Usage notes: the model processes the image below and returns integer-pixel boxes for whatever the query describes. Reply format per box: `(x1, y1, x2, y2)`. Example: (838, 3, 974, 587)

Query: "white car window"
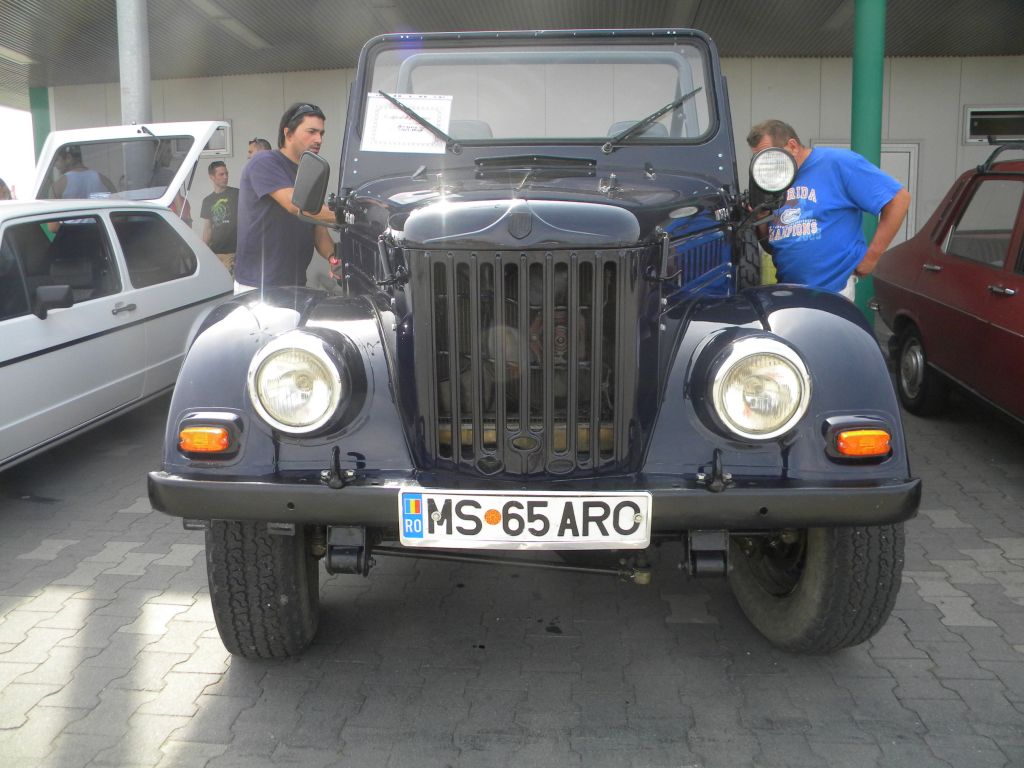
(111, 212, 198, 288)
(0, 230, 31, 320)
(47, 218, 122, 301)
(4, 217, 120, 306)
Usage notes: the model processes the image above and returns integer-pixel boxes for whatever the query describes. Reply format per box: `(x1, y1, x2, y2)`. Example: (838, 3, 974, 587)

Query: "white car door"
(107, 209, 232, 396)
(0, 212, 145, 467)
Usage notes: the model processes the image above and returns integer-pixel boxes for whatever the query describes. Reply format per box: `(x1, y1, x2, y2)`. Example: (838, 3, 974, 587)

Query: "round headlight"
(750, 147, 797, 193)
(711, 338, 810, 440)
(247, 332, 345, 433)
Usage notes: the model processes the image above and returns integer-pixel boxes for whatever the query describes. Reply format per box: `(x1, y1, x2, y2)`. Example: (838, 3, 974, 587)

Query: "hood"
(357, 165, 728, 242)
(32, 121, 228, 208)
(398, 198, 642, 249)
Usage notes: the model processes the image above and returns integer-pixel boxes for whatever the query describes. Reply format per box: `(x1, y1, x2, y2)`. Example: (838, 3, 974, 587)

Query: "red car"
(873, 142, 1024, 420)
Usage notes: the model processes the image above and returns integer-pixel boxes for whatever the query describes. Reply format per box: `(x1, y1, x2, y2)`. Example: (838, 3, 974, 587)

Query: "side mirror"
(32, 284, 74, 319)
(293, 151, 331, 215)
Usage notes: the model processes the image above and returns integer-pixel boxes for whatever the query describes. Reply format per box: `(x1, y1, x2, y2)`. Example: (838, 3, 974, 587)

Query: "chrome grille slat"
(566, 253, 579, 459)
(467, 257, 483, 459)
(413, 247, 645, 476)
(587, 258, 600, 463)
(542, 253, 554, 457)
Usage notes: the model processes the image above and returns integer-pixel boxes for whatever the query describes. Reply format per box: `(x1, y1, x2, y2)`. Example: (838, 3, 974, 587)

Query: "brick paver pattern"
(1, 386, 1023, 767)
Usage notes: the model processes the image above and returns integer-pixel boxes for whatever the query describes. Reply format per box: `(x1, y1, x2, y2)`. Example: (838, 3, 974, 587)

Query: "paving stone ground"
(1, 383, 1023, 767)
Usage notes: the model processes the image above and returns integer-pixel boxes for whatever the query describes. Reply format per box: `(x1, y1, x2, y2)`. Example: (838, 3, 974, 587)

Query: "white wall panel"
(887, 58, 960, 222)
(749, 58, 822, 146)
(104, 82, 121, 123)
(161, 77, 224, 121)
(720, 58, 752, 179)
(51, 83, 110, 128)
(819, 58, 852, 142)
(218, 72, 286, 193)
(48, 56, 1022, 244)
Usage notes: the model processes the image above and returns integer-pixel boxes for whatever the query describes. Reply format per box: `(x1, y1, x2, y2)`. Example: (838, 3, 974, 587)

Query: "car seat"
(4, 223, 52, 299)
(448, 120, 493, 140)
(47, 222, 110, 302)
(0, 238, 30, 320)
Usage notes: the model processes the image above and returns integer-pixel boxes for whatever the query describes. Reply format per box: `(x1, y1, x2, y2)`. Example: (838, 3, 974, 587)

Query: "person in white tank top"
(51, 145, 116, 199)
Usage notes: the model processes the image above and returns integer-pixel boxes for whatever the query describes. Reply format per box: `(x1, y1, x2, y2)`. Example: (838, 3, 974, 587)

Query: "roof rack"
(978, 138, 1024, 173)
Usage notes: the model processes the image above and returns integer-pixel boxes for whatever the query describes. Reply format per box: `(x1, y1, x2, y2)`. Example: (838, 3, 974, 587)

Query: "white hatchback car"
(0, 122, 233, 470)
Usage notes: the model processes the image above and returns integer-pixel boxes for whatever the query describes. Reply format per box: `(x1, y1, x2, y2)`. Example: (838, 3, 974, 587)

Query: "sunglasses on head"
(290, 103, 323, 121)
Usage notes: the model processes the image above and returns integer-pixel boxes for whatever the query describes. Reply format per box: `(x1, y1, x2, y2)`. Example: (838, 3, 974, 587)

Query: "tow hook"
(320, 446, 355, 489)
(696, 449, 732, 493)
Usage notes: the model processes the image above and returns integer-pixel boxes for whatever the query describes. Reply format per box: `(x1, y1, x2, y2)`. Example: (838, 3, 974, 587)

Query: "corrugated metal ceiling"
(1, 0, 1022, 110)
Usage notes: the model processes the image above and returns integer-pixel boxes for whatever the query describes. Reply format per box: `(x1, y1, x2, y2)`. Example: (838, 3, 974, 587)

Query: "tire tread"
(729, 523, 905, 653)
(206, 520, 319, 659)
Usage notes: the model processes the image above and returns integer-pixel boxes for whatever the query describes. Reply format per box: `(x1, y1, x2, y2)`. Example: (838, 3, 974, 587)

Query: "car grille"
(409, 246, 655, 477)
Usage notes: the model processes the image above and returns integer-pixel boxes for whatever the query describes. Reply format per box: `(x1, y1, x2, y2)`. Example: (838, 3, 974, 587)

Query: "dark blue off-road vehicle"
(149, 28, 920, 658)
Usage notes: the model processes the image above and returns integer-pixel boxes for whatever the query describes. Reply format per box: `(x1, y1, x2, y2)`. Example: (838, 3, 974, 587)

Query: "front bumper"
(148, 471, 920, 531)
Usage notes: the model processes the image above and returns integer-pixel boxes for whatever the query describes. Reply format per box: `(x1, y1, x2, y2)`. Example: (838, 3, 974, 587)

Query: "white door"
(0, 213, 145, 466)
(106, 209, 232, 396)
(815, 141, 918, 246)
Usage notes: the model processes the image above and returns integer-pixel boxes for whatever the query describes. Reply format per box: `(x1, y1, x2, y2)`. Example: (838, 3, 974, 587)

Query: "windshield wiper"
(601, 86, 703, 154)
(377, 91, 462, 154)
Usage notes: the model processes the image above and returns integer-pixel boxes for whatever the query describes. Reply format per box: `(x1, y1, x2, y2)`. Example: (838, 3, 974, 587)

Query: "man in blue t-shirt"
(747, 120, 911, 299)
(234, 103, 337, 293)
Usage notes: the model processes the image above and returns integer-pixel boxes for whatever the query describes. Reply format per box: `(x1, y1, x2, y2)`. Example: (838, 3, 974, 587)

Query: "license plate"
(398, 489, 651, 550)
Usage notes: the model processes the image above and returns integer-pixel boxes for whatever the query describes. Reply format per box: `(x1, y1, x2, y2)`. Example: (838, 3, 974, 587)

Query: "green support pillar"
(850, 0, 887, 321)
(29, 86, 51, 161)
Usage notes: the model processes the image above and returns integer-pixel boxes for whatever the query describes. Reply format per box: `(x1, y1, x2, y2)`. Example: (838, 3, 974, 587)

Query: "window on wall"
(964, 108, 1024, 144)
(943, 179, 1024, 268)
(111, 212, 197, 287)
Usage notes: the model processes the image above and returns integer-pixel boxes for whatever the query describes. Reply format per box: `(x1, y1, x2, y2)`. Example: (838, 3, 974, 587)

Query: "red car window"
(943, 178, 1024, 269)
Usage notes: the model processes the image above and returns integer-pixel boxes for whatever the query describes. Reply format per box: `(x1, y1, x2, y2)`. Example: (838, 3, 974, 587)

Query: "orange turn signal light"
(835, 429, 890, 457)
(179, 426, 231, 453)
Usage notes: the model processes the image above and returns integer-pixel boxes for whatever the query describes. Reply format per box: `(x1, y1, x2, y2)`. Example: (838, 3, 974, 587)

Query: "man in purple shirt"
(233, 103, 337, 292)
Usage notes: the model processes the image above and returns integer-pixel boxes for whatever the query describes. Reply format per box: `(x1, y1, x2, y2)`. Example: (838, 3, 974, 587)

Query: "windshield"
(39, 136, 195, 201)
(363, 39, 713, 150)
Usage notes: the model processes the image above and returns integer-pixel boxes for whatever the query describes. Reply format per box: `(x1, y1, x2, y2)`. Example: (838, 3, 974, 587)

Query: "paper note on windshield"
(361, 93, 453, 154)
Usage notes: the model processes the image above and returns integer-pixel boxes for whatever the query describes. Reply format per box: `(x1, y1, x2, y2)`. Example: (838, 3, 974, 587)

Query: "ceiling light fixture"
(0, 44, 34, 66)
(218, 18, 271, 50)
(187, 0, 270, 50)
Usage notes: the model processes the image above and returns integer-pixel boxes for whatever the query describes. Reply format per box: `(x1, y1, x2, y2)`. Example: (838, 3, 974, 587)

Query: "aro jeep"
(149, 28, 921, 658)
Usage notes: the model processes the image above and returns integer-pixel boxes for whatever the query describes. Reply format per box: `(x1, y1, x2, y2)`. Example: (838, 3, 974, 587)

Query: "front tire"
(728, 525, 904, 653)
(895, 325, 948, 415)
(735, 229, 763, 290)
(206, 520, 320, 659)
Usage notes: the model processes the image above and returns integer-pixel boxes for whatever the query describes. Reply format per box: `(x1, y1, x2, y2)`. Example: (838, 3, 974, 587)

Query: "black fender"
(160, 288, 411, 478)
(645, 284, 911, 485)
